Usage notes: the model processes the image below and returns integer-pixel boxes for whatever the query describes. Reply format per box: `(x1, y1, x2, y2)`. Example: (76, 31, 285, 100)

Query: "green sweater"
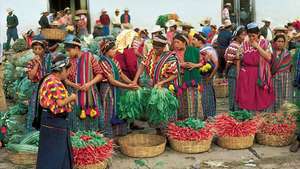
(7, 14, 18, 28)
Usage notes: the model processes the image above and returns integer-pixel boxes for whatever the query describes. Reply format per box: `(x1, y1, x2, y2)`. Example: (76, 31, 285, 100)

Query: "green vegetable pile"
(6, 131, 39, 153)
(229, 110, 253, 121)
(12, 39, 28, 53)
(71, 131, 106, 148)
(147, 88, 178, 125)
(175, 118, 205, 130)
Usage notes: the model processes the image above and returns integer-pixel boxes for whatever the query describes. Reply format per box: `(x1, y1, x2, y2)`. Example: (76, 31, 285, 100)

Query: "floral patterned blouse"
(39, 75, 72, 114)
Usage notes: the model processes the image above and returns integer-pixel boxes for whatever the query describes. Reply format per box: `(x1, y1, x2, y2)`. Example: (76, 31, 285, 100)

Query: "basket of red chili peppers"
(256, 112, 296, 147)
(214, 111, 257, 150)
(71, 131, 113, 169)
(167, 118, 213, 153)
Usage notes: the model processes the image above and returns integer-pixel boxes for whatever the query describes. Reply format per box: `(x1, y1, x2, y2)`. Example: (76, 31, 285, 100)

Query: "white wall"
(88, 0, 222, 32)
(255, 0, 300, 28)
(0, 0, 48, 44)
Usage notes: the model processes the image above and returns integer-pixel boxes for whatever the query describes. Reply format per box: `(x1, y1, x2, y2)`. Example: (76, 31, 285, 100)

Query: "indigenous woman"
(26, 36, 51, 132)
(271, 34, 293, 112)
(36, 54, 75, 169)
(189, 32, 219, 118)
(98, 40, 139, 138)
(173, 33, 202, 119)
(236, 22, 275, 111)
(64, 38, 104, 132)
(224, 26, 247, 111)
(133, 34, 180, 133)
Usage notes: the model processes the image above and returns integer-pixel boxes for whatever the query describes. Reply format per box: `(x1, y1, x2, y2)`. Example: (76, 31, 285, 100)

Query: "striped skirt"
(201, 79, 216, 118)
(99, 82, 128, 138)
(272, 71, 293, 112)
(68, 87, 103, 132)
(26, 83, 38, 132)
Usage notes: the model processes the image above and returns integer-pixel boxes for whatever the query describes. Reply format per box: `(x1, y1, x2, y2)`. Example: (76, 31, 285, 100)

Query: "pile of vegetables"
(167, 118, 213, 141)
(6, 131, 39, 154)
(215, 111, 257, 137)
(147, 88, 178, 125)
(12, 39, 28, 53)
(71, 131, 113, 166)
(257, 113, 297, 136)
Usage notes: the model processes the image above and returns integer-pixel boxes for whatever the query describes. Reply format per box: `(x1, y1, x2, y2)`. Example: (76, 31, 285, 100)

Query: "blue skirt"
(36, 109, 73, 169)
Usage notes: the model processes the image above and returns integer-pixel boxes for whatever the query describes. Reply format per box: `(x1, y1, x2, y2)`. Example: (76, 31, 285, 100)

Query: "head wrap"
(51, 54, 71, 72)
(31, 35, 46, 48)
(100, 40, 115, 54)
(232, 25, 246, 38)
(174, 33, 189, 44)
(64, 37, 82, 48)
(152, 35, 168, 47)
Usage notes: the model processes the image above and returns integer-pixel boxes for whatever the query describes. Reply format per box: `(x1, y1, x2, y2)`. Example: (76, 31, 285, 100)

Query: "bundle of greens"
(229, 110, 253, 121)
(147, 88, 178, 125)
(175, 118, 205, 130)
(118, 88, 145, 122)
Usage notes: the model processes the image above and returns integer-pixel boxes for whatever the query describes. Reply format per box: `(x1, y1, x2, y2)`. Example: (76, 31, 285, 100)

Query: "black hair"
(174, 33, 188, 44)
(274, 34, 286, 42)
(51, 54, 71, 73)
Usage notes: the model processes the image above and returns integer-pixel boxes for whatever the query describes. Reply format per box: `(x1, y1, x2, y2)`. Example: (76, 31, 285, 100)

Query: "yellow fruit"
(207, 64, 212, 69)
(80, 110, 86, 119)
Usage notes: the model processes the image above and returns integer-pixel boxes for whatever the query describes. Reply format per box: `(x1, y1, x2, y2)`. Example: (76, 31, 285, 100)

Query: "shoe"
(289, 140, 300, 152)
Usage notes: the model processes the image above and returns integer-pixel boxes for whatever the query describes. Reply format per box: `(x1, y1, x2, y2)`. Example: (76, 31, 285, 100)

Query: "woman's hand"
(128, 83, 140, 90)
(186, 62, 199, 70)
(250, 40, 259, 49)
(69, 93, 77, 102)
(154, 81, 164, 88)
(180, 62, 189, 68)
(80, 82, 92, 92)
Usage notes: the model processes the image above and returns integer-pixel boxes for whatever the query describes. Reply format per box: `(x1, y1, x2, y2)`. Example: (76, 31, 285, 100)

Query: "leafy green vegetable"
(12, 39, 27, 53)
(175, 118, 205, 130)
(71, 131, 107, 149)
(229, 110, 253, 121)
(147, 88, 178, 125)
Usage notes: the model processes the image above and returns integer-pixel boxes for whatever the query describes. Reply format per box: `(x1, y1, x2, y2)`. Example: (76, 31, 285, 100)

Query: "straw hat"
(6, 8, 14, 13)
(181, 22, 194, 29)
(124, 8, 129, 11)
(224, 19, 232, 28)
(200, 17, 211, 26)
(225, 3, 232, 7)
(115, 8, 120, 12)
(101, 8, 107, 13)
(273, 27, 288, 32)
(262, 17, 272, 23)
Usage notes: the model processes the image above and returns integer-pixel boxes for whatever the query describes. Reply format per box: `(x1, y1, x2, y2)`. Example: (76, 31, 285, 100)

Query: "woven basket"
(217, 135, 254, 150)
(169, 137, 212, 153)
(75, 160, 107, 169)
(256, 133, 295, 147)
(41, 28, 66, 40)
(214, 79, 228, 98)
(118, 134, 166, 158)
(8, 152, 37, 165)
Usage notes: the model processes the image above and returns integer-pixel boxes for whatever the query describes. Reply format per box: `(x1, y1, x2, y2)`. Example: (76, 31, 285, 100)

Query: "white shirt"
(222, 8, 230, 20)
(112, 14, 121, 25)
(266, 28, 273, 41)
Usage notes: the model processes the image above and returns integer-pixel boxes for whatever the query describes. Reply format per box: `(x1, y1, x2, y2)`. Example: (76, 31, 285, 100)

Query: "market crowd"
(1, 4, 300, 169)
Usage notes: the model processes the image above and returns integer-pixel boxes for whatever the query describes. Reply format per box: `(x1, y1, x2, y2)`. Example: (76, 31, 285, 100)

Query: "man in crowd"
(222, 3, 231, 23)
(260, 18, 273, 41)
(121, 8, 131, 24)
(6, 8, 19, 51)
(100, 9, 111, 36)
(39, 11, 50, 29)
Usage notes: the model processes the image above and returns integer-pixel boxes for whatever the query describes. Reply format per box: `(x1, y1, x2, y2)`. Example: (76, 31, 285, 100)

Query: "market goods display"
(6, 131, 39, 165)
(167, 118, 213, 153)
(119, 134, 166, 158)
(119, 88, 178, 125)
(256, 112, 296, 146)
(71, 131, 113, 169)
(12, 39, 28, 53)
(215, 111, 257, 149)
